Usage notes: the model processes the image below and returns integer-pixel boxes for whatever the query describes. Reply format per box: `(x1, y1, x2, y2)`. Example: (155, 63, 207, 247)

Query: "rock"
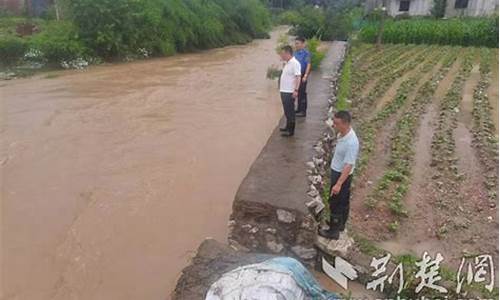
(228, 239, 250, 252)
(249, 227, 259, 234)
(265, 227, 277, 234)
(306, 196, 325, 215)
(316, 232, 355, 257)
(313, 157, 324, 167)
(0, 72, 16, 80)
(266, 240, 284, 253)
(276, 209, 296, 223)
(308, 175, 322, 185)
(306, 161, 315, 169)
(307, 189, 319, 197)
(241, 224, 252, 230)
(300, 215, 316, 231)
(291, 245, 317, 260)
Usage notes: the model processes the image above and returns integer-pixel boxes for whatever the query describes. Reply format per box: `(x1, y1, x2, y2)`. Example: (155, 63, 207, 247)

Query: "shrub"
(0, 35, 28, 65)
(277, 10, 302, 25)
(307, 37, 325, 70)
(69, 0, 271, 59)
(282, 3, 363, 41)
(430, 0, 446, 18)
(29, 21, 89, 64)
(324, 7, 363, 41)
(336, 52, 352, 110)
(288, 6, 327, 39)
(359, 17, 499, 48)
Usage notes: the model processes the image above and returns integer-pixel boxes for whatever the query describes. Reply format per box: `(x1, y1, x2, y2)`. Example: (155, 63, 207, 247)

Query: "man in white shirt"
(278, 45, 302, 137)
(319, 111, 360, 240)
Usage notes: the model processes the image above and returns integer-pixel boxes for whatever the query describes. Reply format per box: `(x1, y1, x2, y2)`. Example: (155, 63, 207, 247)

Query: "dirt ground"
(346, 44, 499, 292)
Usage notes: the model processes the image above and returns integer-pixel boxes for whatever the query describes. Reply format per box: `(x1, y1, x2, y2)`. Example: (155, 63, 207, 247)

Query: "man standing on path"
(294, 37, 312, 117)
(319, 111, 359, 240)
(279, 45, 302, 137)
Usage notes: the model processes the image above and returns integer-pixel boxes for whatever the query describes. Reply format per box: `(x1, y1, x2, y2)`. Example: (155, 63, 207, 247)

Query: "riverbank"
(172, 41, 348, 299)
(1, 28, 286, 300)
(0, 0, 271, 74)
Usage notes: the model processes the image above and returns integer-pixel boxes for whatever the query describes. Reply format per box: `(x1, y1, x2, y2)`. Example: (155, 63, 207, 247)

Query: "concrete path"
(173, 41, 348, 299)
(228, 41, 347, 256)
(234, 41, 347, 213)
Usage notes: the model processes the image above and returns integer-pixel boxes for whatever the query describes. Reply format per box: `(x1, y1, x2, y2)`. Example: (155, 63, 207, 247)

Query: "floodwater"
(1, 28, 286, 299)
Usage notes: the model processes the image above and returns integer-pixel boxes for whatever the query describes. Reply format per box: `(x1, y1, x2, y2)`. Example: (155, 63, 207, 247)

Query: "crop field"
(339, 43, 499, 281)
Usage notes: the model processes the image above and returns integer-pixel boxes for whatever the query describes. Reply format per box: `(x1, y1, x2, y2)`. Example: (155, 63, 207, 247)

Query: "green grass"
(336, 51, 351, 110)
(359, 17, 498, 48)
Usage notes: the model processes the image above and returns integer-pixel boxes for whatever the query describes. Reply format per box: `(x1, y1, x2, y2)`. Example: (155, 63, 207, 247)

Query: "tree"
(430, 0, 446, 18)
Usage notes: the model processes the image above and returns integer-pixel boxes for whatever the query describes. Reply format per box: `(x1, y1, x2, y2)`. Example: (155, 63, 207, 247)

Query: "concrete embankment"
(228, 42, 347, 258)
(173, 41, 347, 299)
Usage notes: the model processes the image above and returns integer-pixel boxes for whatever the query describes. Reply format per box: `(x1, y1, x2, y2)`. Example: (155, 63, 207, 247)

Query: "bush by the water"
(29, 21, 89, 64)
(359, 17, 498, 48)
(70, 0, 271, 58)
(278, 1, 363, 41)
(0, 0, 271, 68)
(0, 35, 27, 65)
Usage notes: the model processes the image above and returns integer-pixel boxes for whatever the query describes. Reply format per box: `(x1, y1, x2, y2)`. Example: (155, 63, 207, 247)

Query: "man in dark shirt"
(294, 37, 312, 117)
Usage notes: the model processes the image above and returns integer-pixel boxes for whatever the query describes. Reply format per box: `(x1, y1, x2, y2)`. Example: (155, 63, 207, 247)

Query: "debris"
(307, 189, 319, 197)
(276, 209, 296, 223)
(306, 196, 325, 213)
(241, 224, 252, 230)
(316, 232, 354, 257)
(249, 227, 259, 234)
(206, 257, 339, 300)
(265, 227, 277, 234)
(291, 245, 317, 260)
(266, 240, 284, 253)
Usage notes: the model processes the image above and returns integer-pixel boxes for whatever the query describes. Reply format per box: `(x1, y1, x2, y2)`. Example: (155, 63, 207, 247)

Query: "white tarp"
(205, 257, 339, 300)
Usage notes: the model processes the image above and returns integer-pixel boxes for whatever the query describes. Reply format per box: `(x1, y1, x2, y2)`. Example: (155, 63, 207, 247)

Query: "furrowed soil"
(348, 44, 499, 282)
(351, 48, 444, 240)
(489, 52, 499, 134)
(376, 56, 463, 254)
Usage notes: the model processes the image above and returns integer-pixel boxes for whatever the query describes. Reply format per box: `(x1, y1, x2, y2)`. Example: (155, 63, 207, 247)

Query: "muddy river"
(1, 28, 286, 299)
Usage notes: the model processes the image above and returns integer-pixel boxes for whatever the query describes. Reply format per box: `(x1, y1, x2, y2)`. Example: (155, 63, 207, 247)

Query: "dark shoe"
(296, 112, 306, 117)
(318, 228, 340, 240)
(279, 127, 288, 132)
(281, 131, 294, 137)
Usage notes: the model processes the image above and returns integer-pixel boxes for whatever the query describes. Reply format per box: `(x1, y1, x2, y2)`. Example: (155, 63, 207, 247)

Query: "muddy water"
(1, 28, 287, 300)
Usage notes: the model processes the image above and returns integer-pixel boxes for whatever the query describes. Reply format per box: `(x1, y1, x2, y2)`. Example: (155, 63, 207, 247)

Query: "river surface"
(1, 28, 286, 300)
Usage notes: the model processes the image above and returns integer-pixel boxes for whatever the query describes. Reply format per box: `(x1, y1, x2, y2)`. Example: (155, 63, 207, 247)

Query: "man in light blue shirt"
(319, 111, 359, 240)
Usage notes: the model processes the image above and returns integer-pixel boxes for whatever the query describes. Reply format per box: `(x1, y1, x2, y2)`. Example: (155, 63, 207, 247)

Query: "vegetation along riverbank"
(0, 0, 271, 76)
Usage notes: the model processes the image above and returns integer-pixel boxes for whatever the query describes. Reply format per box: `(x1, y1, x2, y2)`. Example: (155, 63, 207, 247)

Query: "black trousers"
(280, 92, 295, 133)
(297, 76, 308, 113)
(329, 169, 352, 231)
